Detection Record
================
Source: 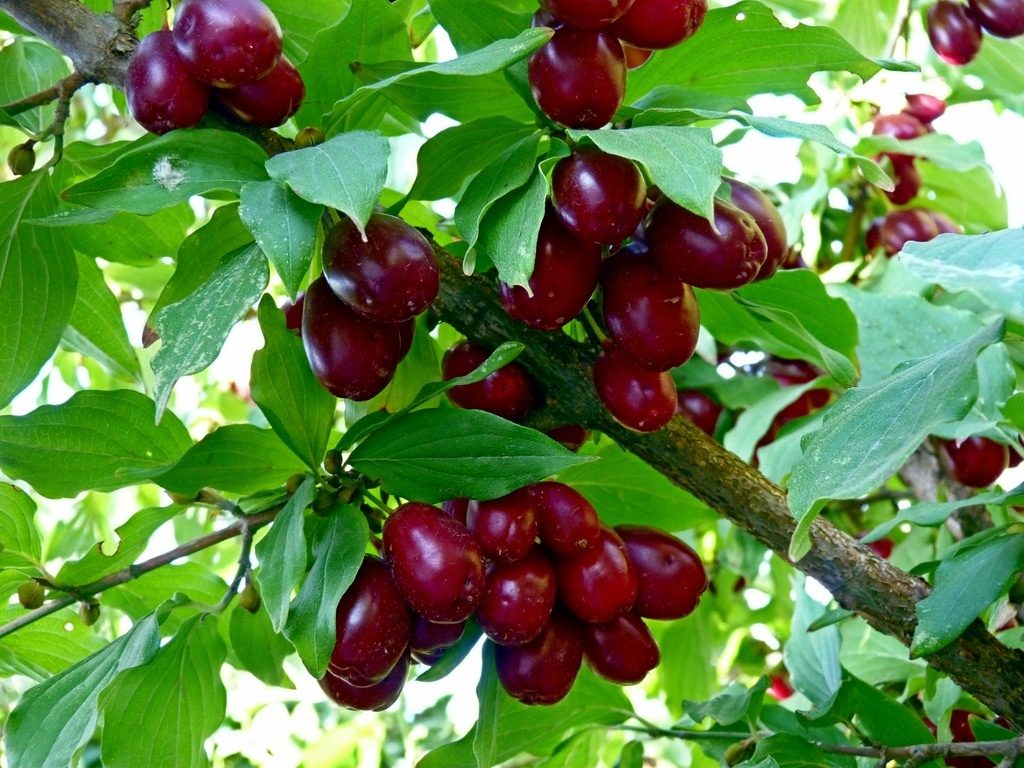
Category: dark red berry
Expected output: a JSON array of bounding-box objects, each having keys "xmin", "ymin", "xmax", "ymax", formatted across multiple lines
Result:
[
  {"xmin": 724, "ymin": 178, "xmax": 787, "ymax": 281},
  {"xmin": 527, "ymin": 28, "xmax": 626, "ymax": 129},
  {"xmin": 867, "ymin": 538, "xmax": 894, "ymax": 559},
  {"xmin": 610, "ymin": 0, "xmax": 708, "ymax": 49},
  {"xmin": 968, "ymin": 0, "xmax": 1024, "ymax": 37},
  {"xmin": 382, "ymin": 502, "xmax": 485, "ymax": 623},
  {"xmin": 646, "ymin": 199, "xmax": 767, "ymax": 290},
  {"xmin": 440, "ymin": 498, "xmax": 470, "ymax": 526},
  {"xmin": 322, "ymin": 213, "xmax": 439, "ymax": 324},
  {"xmin": 905, "ymin": 93, "xmax": 947, "ymax": 124},
  {"xmin": 581, "ymin": 613, "xmax": 659, "ymax": 684},
  {"xmin": 281, "ymin": 293, "xmax": 304, "ymax": 332},
  {"xmin": 126, "ymin": 30, "xmax": 209, "ymax": 135},
  {"xmin": 593, "ymin": 346, "xmax": 678, "ymax": 432},
  {"xmin": 172, "ymin": 0, "xmax": 283, "ymax": 87},
  {"xmin": 927, "ymin": 210, "xmax": 962, "ymax": 234},
  {"xmin": 557, "ymin": 526, "xmax": 638, "ymax": 623},
  {"xmin": 466, "ymin": 488, "xmax": 539, "ymax": 564},
  {"xmin": 873, "ymin": 112, "xmax": 929, "ymax": 142},
  {"xmin": 301, "ymin": 276, "xmax": 407, "ymax": 400},
  {"xmin": 947, "ymin": 710, "xmax": 996, "ymax": 768},
  {"xmin": 877, "ymin": 209, "xmax": 941, "ymax": 255},
  {"xmin": 551, "ymin": 147, "xmax": 647, "ymax": 245},
  {"xmin": 320, "ymin": 653, "xmax": 409, "ymax": 711},
  {"xmin": 546, "ymin": 425, "xmax": 589, "ymax": 452},
  {"xmin": 329, "ymin": 556, "xmax": 411, "ymax": 686},
  {"xmin": 887, "ymin": 156, "xmax": 922, "ymax": 205},
  {"xmin": 477, "ymin": 549, "xmax": 557, "ymax": 646},
  {"xmin": 442, "ymin": 341, "xmax": 537, "ymax": 422},
  {"xmin": 539, "ymin": 0, "xmax": 637, "ymax": 29},
  {"xmin": 493, "ymin": 612, "xmax": 583, "ymax": 705},
  {"xmin": 939, "ymin": 436, "xmax": 1009, "ymax": 488},
  {"xmin": 615, "ymin": 525, "xmax": 706, "ymax": 619},
  {"xmin": 601, "ymin": 251, "xmax": 700, "ymax": 371},
  {"xmin": 410, "ymin": 616, "xmax": 465, "ymax": 665},
  {"xmin": 499, "ymin": 213, "xmax": 602, "ymax": 331},
  {"xmin": 676, "ymin": 389, "xmax": 722, "ymax": 436},
  {"xmin": 929, "ymin": 2, "xmax": 983, "ymax": 65},
  {"xmin": 528, "ymin": 481, "xmax": 601, "ymax": 557},
  {"xmin": 216, "ymin": 56, "xmax": 304, "ymax": 127},
  {"xmin": 768, "ymin": 675, "xmax": 794, "ymax": 701}
]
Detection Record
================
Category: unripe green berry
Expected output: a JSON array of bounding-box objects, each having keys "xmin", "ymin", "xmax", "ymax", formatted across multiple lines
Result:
[
  {"xmin": 239, "ymin": 581, "xmax": 261, "ymax": 613},
  {"xmin": 17, "ymin": 581, "xmax": 45, "ymax": 610},
  {"xmin": 80, "ymin": 601, "xmax": 101, "ymax": 626},
  {"xmin": 8, "ymin": 143, "xmax": 35, "ymax": 176},
  {"xmin": 294, "ymin": 126, "xmax": 325, "ymax": 149}
]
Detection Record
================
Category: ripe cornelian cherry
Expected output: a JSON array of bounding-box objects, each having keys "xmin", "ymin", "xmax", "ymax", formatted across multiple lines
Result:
[
  {"xmin": 442, "ymin": 341, "xmax": 537, "ymax": 422},
  {"xmin": 477, "ymin": 548, "xmax": 558, "ymax": 646},
  {"xmin": 611, "ymin": 0, "xmax": 708, "ymax": 49},
  {"xmin": 492, "ymin": 612, "xmax": 583, "ymax": 705},
  {"xmin": 581, "ymin": 613, "xmax": 660, "ymax": 684},
  {"xmin": 539, "ymin": 0, "xmax": 637, "ymax": 30},
  {"xmin": 529, "ymin": 481, "xmax": 601, "ymax": 556},
  {"xmin": 126, "ymin": 30, "xmax": 209, "ymax": 135},
  {"xmin": 466, "ymin": 487, "xmax": 539, "ymax": 565},
  {"xmin": 320, "ymin": 654, "xmax": 409, "ymax": 711},
  {"xmin": 216, "ymin": 56, "xmax": 304, "ymax": 127},
  {"xmin": 593, "ymin": 347, "xmax": 678, "ymax": 432},
  {"xmin": 172, "ymin": 0, "xmax": 282, "ymax": 87},
  {"xmin": 615, "ymin": 525, "xmax": 707, "ymax": 619},
  {"xmin": 556, "ymin": 526, "xmax": 638, "ymax": 623},
  {"xmin": 551, "ymin": 147, "xmax": 648, "ymax": 245}
]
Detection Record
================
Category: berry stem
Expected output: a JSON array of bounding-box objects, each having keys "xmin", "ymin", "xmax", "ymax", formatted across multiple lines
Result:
[{"xmin": 580, "ymin": 305, "xmax": 608, "ymax": 346}]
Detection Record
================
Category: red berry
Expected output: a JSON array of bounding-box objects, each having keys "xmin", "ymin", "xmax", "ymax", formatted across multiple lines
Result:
[
  {"xmin": 172, "ymin": 0, "xmax": 283, "ymax": 87},
  {"xmin": 873, "ymin": 113, "xmax": 929, "ymax": 142},
  {"xmin": 675, "ymin": 389, "xmax": 722, "ymax": 436},
  {"xmin": 493, "ymin": 612, "xmax": 583, "ymax": 705},
  {"xmin": 557, "ymin": 526, "xmax": 638, "ymax": 623},
  {"xmin": 546, "ymin": 425, "xmax": 589, "ymax": 452},
  {"xmin": 905, "ymin": 93, "xmax": 947, "ymax": 124},
  {"xmin": 647, "ymin": 199, "xmax": 767, "ymax": 290},
  {"xmin": 442, "ymin": 341, "xmax": 537, "ymax": 422},
  {"xmin": 877, "ymin": 209, "xmax": 942, "ymax": 256},
  {"xmin": 927, "ymin": 210, "xmax": 962, "ymax": 234},
  {"xmin": 887, "ymin": 156, "xmax": 922, "ymax": 205},
  {"xmin": 329, "ymin": 556, "xmax": 411, "ymax": 686},
  {"xmin": 539, "ymin": 0, "xmax": 638, "ymax": 29},
  {"xmin": 593, "ymin": 347, "xmax": 678, "ymax": 432},
  {"xmin": 320, "ymin": 653, "xmax": 409, "ymax": 711},
  {"xmin": 601, "ymin": 250, "xmax": 700, "ymax": 371},
  {"xmin": 410, "ymin": 616, "xmax": 465, "ymax": 665},
  {"xmin": 610, "ymin": 0, "xmax": 708, "ymax": 49},
  {"xmin": 440, "ymin": 498, "xmax": 470, "ymax": 526},
  {"xmin": 581, "ymin": 613, "xmax": 659, "ymax": 684},
  {"xmin": 467, "ymin": 488, "xmax": 539, "ymax": 565},
  {"xmin": 867, "ymin": 538, "xmax": 894, "ymax": 559},
  {"xmin": 615, "ymin": 525, "xmax": 707, "ymax": 619},
  {"xmin": 968, "ymin": 0, "xmax": 1024, "ymax": 37},
  {"xmin": 724, "ymin": 178, "xmax": 788, "ymax": 281},
  {"xmin": 477, "ymin": 549, "xmax": 558, "ymax": 646},
  {"xmin": 323, "ymin": 213, "xmax": 439, "ymax": 324},
  {"xmin": 216, "ymin": 56, "xmax": 304, "ymax": 127},
  {"xmin": 527, "ymin": 28, "xmax": 626, "ymax": 129},
  {"xmin": 939, "ymin": 436, "xmax": 1009, "ymax": 488},
  {"xmin": 947, "ymin": 710, "xmax": 996, "ymax": 768},
  {"xmin": 499, "ymin": 212, "xmax": 602, "ymax": 331},
  {"xmin": 301, "ymin": 276, "xmax": 407, "ymax": 401},
  {"xmin": 768, "ymin": 675, "xmax": 794, "ymax": 701},
  {"xmin": 551, "ymin": 147, "xmax": 647, "ymax": 245},
  {"xmin": 382, "ymin": 502, "xmax": 485, "ymax": 623},
  {"xmin": 281, "ymin": 293, "xmax": 304, "ymax": 332},
  {"xmin": 528, "ymin": 481, "xmax": 601, "ymax": 557},
  {"xmin": 126, "ymin": 30, "xmax": 209, "ymax": 135}
]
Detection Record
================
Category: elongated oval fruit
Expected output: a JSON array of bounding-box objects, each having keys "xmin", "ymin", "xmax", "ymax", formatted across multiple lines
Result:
[
  {"xmin": 611, "ymin": 0, "xmax": 708, "ymax": 49},
  {"xmin": 126, "ymin": 30, "xmax": 209, "ymax": 135},
  {"xmin": 551, "ymin": 147, "xmax": 647, "ymax": 245},
  {"xmin": 539, "ymin": 0, "xmax": 637, "ymax": 30},
  {"xmin": 320, "ymin": 653, "xmax": 409, "ymax": 711},
  {"xmin": 493, "ymin": 612, "xmax": 583, "ymax": 705},
  {"xmin": 442, "ymin": 340, "xmax": 537, "ymax": 422},
  {"xmin": 172, "ymin": 0, "xmax": 282, "ymax": 87},
  {"xmin": 477, "ymin": 548, "xmax": 557, "ymax": 646},
  {"xmin": 593, "ymin": 347, "xmax": 677, "ymax": 432},
  {"xmin": 216, "ymin": 56, "xmax": 304, "ymax": 128},
  {"xmin": 615, "ymin": 525, "xmax": 707, "ymax": 619},
  {"xmin": 968, "ymin": 0, "xmax": 1024, "ymax": 37},
  {"xmin": 724, "ymin": 178, "xmax": 787, "ymax": 281},
  {"xmin": 467, "ymin": 487, "xmax": 538, "ymax": 564},
  {"xmin": 528, "ymin": 481, "xmax": 601, "ymax": 556},
  {"xmin": 557, "ymin": 525, "xmax": 638, "ymax": 623},
  {"xmin": 582, "ymin": 613, "xmax": 659, "ymax": 684}
]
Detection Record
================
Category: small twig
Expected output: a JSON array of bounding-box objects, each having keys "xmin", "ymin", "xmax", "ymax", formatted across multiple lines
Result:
[
  {"xmin": 885, "ymin": 0, "xmax": 913, "ymax": 58},
  {"xmin": 211, "ymin": 517, "xmax": 257, "ymax": 613},
  {"xmin": 112, "ymin": 0, "xmax": 155, "ymax": 25},
  {"xmin": 580, "ymin": 305, "xmax": 608, "ymax": 346},
  {"xmin": 0, "ymin": 71, "xmax": 87, "ymax": 117},
  {"xmin": 839, "ymin": 184, "xmax": 869, "ymax": 265}
]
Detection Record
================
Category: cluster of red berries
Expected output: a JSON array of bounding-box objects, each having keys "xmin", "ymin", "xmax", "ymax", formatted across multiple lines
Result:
[
  {"xmin": 126, "ymin": 0, "xmax": 304, "ymax": 134},
  {"xmin": 319, "ymin": 481, "xmax": 707, "ymax": 709},
  {"xmin": 928, "ymin": 0, "xmax": 1024, "ymax": 66},
  {"xmin": 870, "ymin": 94, "xmax": 948, "ymax": 205},
  {"xmin": 300, "ymin": 213, "xmax": 440, "ymax": 401}
]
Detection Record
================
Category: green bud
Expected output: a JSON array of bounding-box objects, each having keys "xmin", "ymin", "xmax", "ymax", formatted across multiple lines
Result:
[
  {"xmin": 8, "ymin": 143, "xmax": 35, "ymax": 176},
  {"xmin": 294, "ymin": 126, "xmax": 325, "ymax": 149},
  {"xmin": 17, "ymin": 581, "xmax": 45, "ymax": 610},
  {"xmin": 80, "ymin": 601, "xmax": 101, "ymax": 627},
  {"xmin": 239, "ymin": 581, "xmax": 262, "ymax": 614}
]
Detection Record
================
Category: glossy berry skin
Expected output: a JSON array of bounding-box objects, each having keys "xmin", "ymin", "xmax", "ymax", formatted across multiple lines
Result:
[
  {"xmin": 601, "ymin": 251, "xmax": 700, "ymax": 371},
  {"xmin": 615, "ymin": 525, "xmax": 707, "ymax": 619},
  {"xmin": 887, "ymin": 156, "xmax": 922, "ymax": 205},
  {"xmin": 905, "ymin": 93, "xmax": 947, "ymax": 124},
  {"xmin": 610, "ymin": 0, "xmax": 708, "ymax": 49},
  {"xmin": 499, "ymin": 213, "xmax": 602, "ymax": 331},
  {"xmin": 126, "ymin": 31, "xmax": 209, "ymax": 135},
  {"xmin": 676, "ymin": 389, "xmax": 722, "ymax": 436},
  {"xmin": 551, "ymin": 148, "xmax": 647, "ymax": 245},
  {"xmin": 547, "ymin": 425, "xmax": 589, "ymax": 452},
  {"xmin": 329, "ymin": 556, "xmax": 411, "ymax": 686},
  {"xmin": 442, "ymin": 341, "xmax": 537, "ymax": 422},
  {"xmin": 528, "ymin": 28, "xmax": 626, "ymax": 129},
  {"xmin": 216, "ymin": 56, "xmax": 304, "ymax": 127},
  {"xmin": 939, "ymin": 436, "xmax": 1009, "ymax": 488},
  {"xmin": 878, "ymin": 209, "xmax": 941, "ymax": 255},
  {"xmin": 928, "ymin": 2, "xmax": 985, "ymax": 65},
  {"xmin": 410, "ymin": 616, "xmax": 465, "ymax": 665},
  {"xmin": 528, "ymin": 481, "xmax": 601, "ymax": 556},
  {"xmin": 581, "ymin": 613, "xmax": 659, "ymax": 684},
  {"xmin": 947, "ymin": 710, "xmax": 996, "ymax": 768},
  {"xmin": 323, "ymin": 213, "xmax": 439, "ymax": 324},
  {"xmin": 593, "ymin": 347, "xmax": 678, "ymax": 432},
  {"xmin": 301, "ymin": 276, "xmax": 407, "ymax": 400},
  {"xmin": 477, "ymin": 549, "xmax": 558, "ymax": 646},
  {"xmin": 382, "ymin": 502, "xmax": 485, "ymax": 623},
  {"xmin": 281, "ymin": 293, "xmax": 304, "ymax": 332},
  {"xmin": 968, "ymin": 0, "xmax": 1024, "ymax": 37},
  {"xmin": 647, "ymin": 199, "xmax": 767, "ymax": 290},
  {"xmin": 539, "ymin": 0, "xmax": 637, "ymax": 30},
  {"xmin": 724, "ymin": 178, "xmax": 787, "ymax": 281},
  {"xmin": 928, "ymin": 210, "xmax": 962, "ymax": 234},
  {"xmin": 467, "ymin": 488, "xmax": 539, "ymax": 564},
  {"xmin": 557, "ymin": 526, "xmax": 638, "ymax": 623},
  {"xmin": 873, "ymin": 112, "xmax": 929, "ymax": 142},
  {"xmin": 172, "ymin": 0, "xmax": 283, "ymax": 88},
  {"xmin": 493, "ymin": 612, "xmax": 583, "ymax": 705},
  {"xmin": 320, "ymin": 653, "xmax": 408, "ymax": 711},
  {"xmin": 440, "ymin": 498, "xmax": 470, "ymax": 526}
]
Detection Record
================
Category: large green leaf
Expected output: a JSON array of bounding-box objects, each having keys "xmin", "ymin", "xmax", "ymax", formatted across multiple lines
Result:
[
  {"xmin": 228, "ymin": 599, "xmax": 293, "ymax": 686},
  {"xmin": 430, "ymin": 0, "xmax": 534, "ymax": 53},
  {"xmin": 100, "ymin": 614, "xmax": 227, "ymax": 768},
  {"xmin": 831, "ymin": 0, "xmax": 901, "ymax": 58},
  {"xmin": 103, "ymin": 564, "xmax": 227, "ymax": 633},
  {"xmin": 918, "ymin": 163, "xmax": 1008, "ymax": 233},
  {"xmin": 476, "ymin": 168, "xmax": 547, "ymax": 288},
  {"xmin": 58, "ymin": 205, "xmax": 193, "ymax": 268},
  {"xmin": 0, "ymin": 483, "xmax": 42, "ymax": 572},
  {"xmin": 0, "ymin": 38, "xmax": 71, "ymax": 133},
  {"xmin": 262, "ymin": 0, "xmax": 347, "ymax": 64},
  {"xmin": 0, "ymin": 606, "xmax": 106, "ymax": 679},
  {"xmin": 348, "ymin": 408, "xmax": 594, "ymax": 503},
  {"xmin": 255, "ymin": 476, "xmax": 316, "ymax": 633},
  {"xmin": 239, "ymin": 181, "xmax": 321, "ymax": 298},
  {"xmin": 856, "ymin": 133, "xmax": 988, "ymax": 173},
  {"xmin": 784, "ymin": 579, "xmax": 841, "ymax": 706},
  {"xmin": 0, "ymin": 390, "xmax": 192, "ymax": 499},
  {"xmin": 0, "ymin": 173, "xmax": 77, "ymax": 408}
]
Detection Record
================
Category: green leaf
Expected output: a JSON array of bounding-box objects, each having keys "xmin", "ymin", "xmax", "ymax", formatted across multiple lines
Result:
[
  {"xmin": 831, "ymin": 0, "xmax": 901, "ymax": 57},
  {"xmin": 899, "ymin": 230, "xmax": 1024, "ymax": 322},
  {"xmin": 918, "ymin": 162, "xmax": 1007, "ymax": 233},
  {"xmin": 349, "ymin": 408, "xmax": 594, "ymax": 503},
  {"xmin": 228, "ymin": 599, "xmax": 293, "ymax": 686},
  {"xmin": 556, "ymin": 443, "xmax": 716, "ymax": 530},
  {"xmin": 0, "ymin": 390, "xmax": 192, "ymax": 499},
  {"xmin": 569, "ymin": 127, "xmax": 722, "ymax": 221},
  {"xmin": 103, "ymin": 564, "xmax": 227, "ymax": 632},
  {"xmin": 786, "ymin": 321, "xmax": 1005, "ymax": 559},
  {"xmin": 255, "ymin": 476, "xmax": 315, "ymax": 633},
  {"xmin": 415, "ymin": 622, "xmax": 480, "ymax": 683},
  {"xmin": 683, "ymin": 678, "xmax": 769, "ymax": 727},
  {"xmin": 239, "ymin": 181, "xmax": 321, "ymax": 298},
  {"xmin": 430, "ymin": 0, "xmax": 534, "ymax": 53},
  {"xmin": 151, "ymin": 243, "xmax": 269, "ymax": 417},
  {"xmin": 746, "ymin": 735, "xmax": 830, "ymax": 768},
  {"xmin": 62, "ymin": 131, "xmax": 268, "ymax": 214},
  {"xmin": 474, "ymin": 644, "xmax": 501, "ymax": 768},
  {"xmin": 862, "ymin": 486, "xmax": 1024, "ymax": 545},
  {"xmin": 856, "ymin": 133, "xmax": 988, "ymax": 173},
  {"xmin": 408, "ymin": 117, "xmax": 539, "ymax": 201},
  {"xmin": 0, "ymin": 606, "xmax": 106, "ymax": 679},
  {"xmin": 913, "ymin": 533, "xmax": 1024, "ymax": 657},
  {"xmin": 63, "ymin": 253, "xmax": 141, "ymax": 381},
  {"xmin": 784, "ymin": 578, "xmax": 841, "ymax": 706},
  {"xmin": 658, "ymin": 599, "xmax": 717, "ymax": 713},
  {"xmin": 284, "ymin": 506, "xmax": 369, "ymax": 677},
  {"xmin": 477, "ymin": 168, "xmax": 547, "ymax": 288},
  {"xmin": 59, "ymin": 205, "xmax": 193, "ymax": 267},
  {"xmin": 262, "ymin": 0, "xmax": 346, "ymax": 64},
  {"xmin": 100, "ymin": 614, "xmax": 227, "ymax": 768},
  {"xmin": 957, "ymin": 34, "xmax": 1024, "ymax": 114},
  {"xmin": 0, "ymin": 483, "xmax": 42, "ymax": 571},
  {"xmin": 4, "ymin": 614, "xmax": 160, "ymax": 768},
  {"xmin": 724, "ymin": 379, "xmax": 828, "ymax": 462},
  {"xmin": 265, "ymin": 131, "xmax": 389, "ymax": 237},
  {"xmin": 251, "ymin": 296, "xmax": 336, "ymax": 470},
  {"xmin": 0, "ymin": 38, "xmax": 71, "ymax": 134},
  {"xmin": 0, "ymin": 173, "xmax": 78, "ymax": 409}
]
